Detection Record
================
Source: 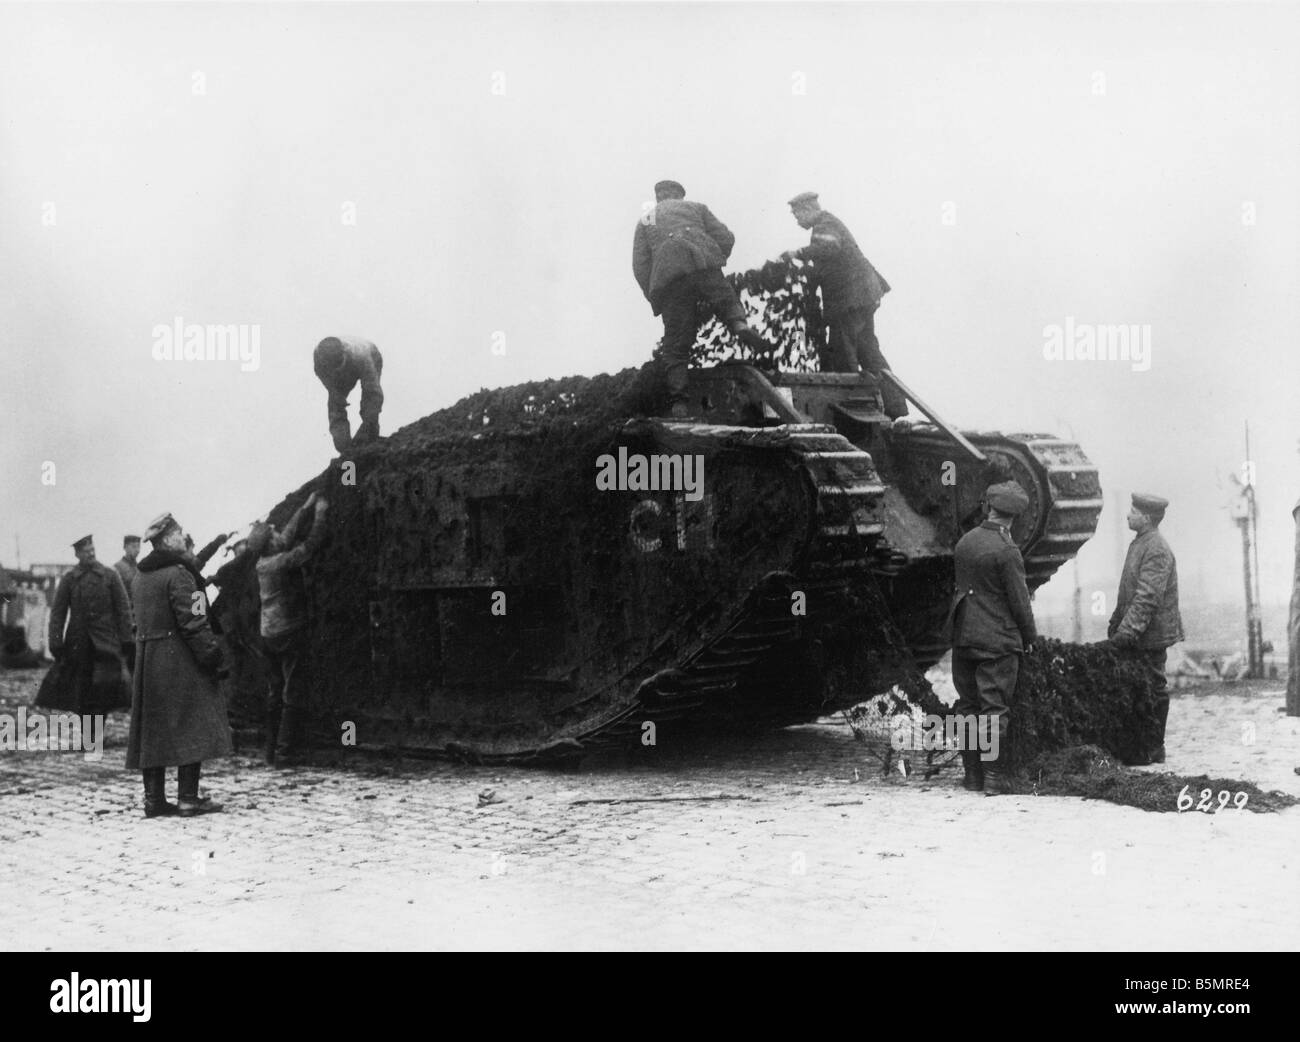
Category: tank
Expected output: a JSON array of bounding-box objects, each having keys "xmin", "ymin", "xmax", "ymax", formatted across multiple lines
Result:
[{"xmin": 214, "ymin": 264, "xmax": 1101, "ymax": 762}]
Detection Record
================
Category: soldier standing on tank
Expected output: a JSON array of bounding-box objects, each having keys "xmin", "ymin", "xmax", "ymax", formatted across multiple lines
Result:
[
  {"xmin": 313, "ymin": 335, "xmax": 384, "ymax": 453},
  {"xmin": 947, "ymin": 481, "xmax": 1038, "ymax": 795},
  {"xmin": 1105, "ymin": 493, "xmax": 1184, "ymax": 764},
  {"xmin": 632, "ymin": 179, "xmax": 769, "ymax": 419},
  {"xmin": 782, "ymin": 191, "xmax": 907, "ymax": 419}
]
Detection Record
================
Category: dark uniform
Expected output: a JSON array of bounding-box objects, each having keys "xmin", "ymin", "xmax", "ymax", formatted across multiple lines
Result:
[
  {"xmin": 127, "ymin": 513, "xmax": 231, "ymax": 817},
  {"xmin": 313, "ymin": 336, "xmax": 384, "ymax": 453},
  {"xmin": 947, "ymin": 482, "xmax": 1037, "ymax": 791},
  {"xmin": 633, "ymin": 181, "xmax": 764, "ymax": 415},
  {"xmin": 787, "ymin": 192, "xmax": 906, "ymax": 418},
  {"xmin": 37, "ymin": 536, "xmax": 133, "ymax": 716},
  {"xmin": 253, "ymin": 494, "xmax": 330, "ymax": 765},
  {"xmin": 1109, "ymin": 493, "xmax": 1183, "ymax": 762}
]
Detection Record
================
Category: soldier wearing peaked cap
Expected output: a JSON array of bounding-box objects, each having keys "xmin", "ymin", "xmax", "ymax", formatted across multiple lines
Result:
[
  {"xmin": 1107, "ymin": 492, "xmax": 1184, "ymax": 764},
  {"xmin": 947, "ymin": 481, "xmax": 1038, "ymax": 795},
  {"xmin": 783, "ymin": 191, "xmax": 906, "ymax": 419},
  {"xmin": 36, "ymin": 535, "xmax": 134, "ymax": 730},
  {"xmin": 632, "ymin": 179, "xmax": 770, "ymax": 418},
  {"xmin": 126, "ymin": 512, "xmax": 232, "ymax": 818}
]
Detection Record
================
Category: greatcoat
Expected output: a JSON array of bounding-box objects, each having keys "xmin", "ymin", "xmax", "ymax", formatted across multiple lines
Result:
[
  {"xmin": 36, "ymin": 562, "xmax": 133, "ymax": 713},
  {"xmin": 125, "ymin": 550, "xmax": 233, "ymax": 769}
]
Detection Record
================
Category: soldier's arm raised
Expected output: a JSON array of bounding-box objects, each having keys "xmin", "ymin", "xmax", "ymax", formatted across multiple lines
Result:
[
  {"xmin": 1115, "ymin": 543, "xmax": 1172, "ymax": 642},
  {"xmin": 168, "ymin": 568, "xmax": 222, "ymax": 672},
  {"xmin": 280, "ymin": 498, "xmax": 330, "ymax": 569},
  {"xmin": 798, "ymin": 225, "xmax": 843, "ymax": 262}
]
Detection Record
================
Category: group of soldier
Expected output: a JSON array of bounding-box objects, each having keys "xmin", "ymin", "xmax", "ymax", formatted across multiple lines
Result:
[
  {"xmin": 950, "ymin": 485, "xmax": 1184, "ymax": 793},
  {"xmin": 35, "ymin": 183, "xmax": 1184, "ymax": 813},
  {"xmin": 39, "ymin": 494, "xmax": 332, "ymax": 817},
  {"xmin": 632, "ymin": 181, "xmax": 908, "ymax": 419}
]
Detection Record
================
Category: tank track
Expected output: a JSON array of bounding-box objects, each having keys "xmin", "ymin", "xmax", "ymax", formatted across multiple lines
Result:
[
  {"xmin": 448, "ymin": 423, "xmax": 916, "ymax": 762},
  {"xmin": 885, "ymin": 424, "xmax": 1102, "ymax": 588}
]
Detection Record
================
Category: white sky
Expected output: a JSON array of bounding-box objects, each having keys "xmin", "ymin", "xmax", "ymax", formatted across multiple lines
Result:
[{"xmin": 2, "ymin": 2, "xmax": 1298, "ymax": 616}]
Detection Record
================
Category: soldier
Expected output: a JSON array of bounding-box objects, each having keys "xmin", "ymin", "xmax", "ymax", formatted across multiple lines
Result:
[
  {"xmin": 113, "ymin": 535, "xmax": 141, "ymax": 606},
  {"xmin": 1107, "ymin": 493, "xmax": 1184, "ymax": 764},
  {"xmin": 948, "ymin": 482, "xmax": 1038, "ymax": 795},
  {"xmin": 313, "ymin": 335, "xmax": 384, "ymax": 453},
  {"xmin": 250, "ymin": 491, "xmax": 330, "ymax": 766},
  {"xmin": 783, "ymin": 192, "xmax": 907, "ymax": 419},
  {"xmin": 126, "ymin": 513, "xmax": 232, "ymax": 817},
  {"xmin": 632, "ymin": 180, "xmax": 768, "ymax": 418},
  {"xmin": 36, "ymin": 536, "xmax": 134, "ymax": 727}
]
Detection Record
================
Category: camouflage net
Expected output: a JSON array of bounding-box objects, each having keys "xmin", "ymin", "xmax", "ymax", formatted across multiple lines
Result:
[{"xmin": 690, "ymin": 258, "xmax": 826, "ymax": 372}]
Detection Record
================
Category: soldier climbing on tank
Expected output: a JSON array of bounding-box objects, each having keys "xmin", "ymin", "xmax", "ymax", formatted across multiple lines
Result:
[
  {"xmin": 781, "ymin": 192, "xmax": 908, "ymax": 419},
  {"xmin": 313, "ymin": 335, "xmax": 384, "ymax": 453},
  {"xmin": 249, "ymin": 491, "xmax": 330, "ymax": 767},
  {"xmin": 632, "ymin": 180, "xmax": 770, "ymax": 419}
]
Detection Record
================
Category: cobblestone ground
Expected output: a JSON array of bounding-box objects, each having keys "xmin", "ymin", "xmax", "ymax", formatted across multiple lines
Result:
[{"xmin": 1, "ymin": 670, "xmax": 1296, "ymax": 951}]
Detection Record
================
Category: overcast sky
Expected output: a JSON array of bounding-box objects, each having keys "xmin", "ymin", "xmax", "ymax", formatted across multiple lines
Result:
[{"xmin": 3, "ymin": 2, "xmax": 1298, "ymax": 622}]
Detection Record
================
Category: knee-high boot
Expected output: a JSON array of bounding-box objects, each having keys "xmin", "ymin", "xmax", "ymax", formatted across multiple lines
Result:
[
  {"xmin": 177, "ymin": 762, "xmax": 223, "ymax": 816},
  {"xmin": 142, "ymin": 767, "xmax": 178, "ymax": 819}
]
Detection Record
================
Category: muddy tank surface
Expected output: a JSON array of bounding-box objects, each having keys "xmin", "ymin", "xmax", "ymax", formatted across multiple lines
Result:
[{"xmin": 213, "ymin": 261, "xmax": 1102, "ymax": 762}]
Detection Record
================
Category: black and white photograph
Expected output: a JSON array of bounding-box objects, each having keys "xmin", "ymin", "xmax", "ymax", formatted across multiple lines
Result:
[{"xmin": 1, "ymin": 0, "xmax": 1297, "ymax": 971}]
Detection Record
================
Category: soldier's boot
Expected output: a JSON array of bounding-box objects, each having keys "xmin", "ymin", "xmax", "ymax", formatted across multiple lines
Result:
[
  {"xmin": 177, "ymin": 762, "xmax": 223, "ymax": 816},
  {"xmin": 263, "ymin": 710, "xmax": 281, "ymax": 767},
  {"xmin": 983, "ymin": 763, "xmax": 1015, "ymax": 796},
  {"xmin": 142, "ymin": 767, "xmax": 178, "ymax": 819},
  {"xmin": 275, "ymin": 707, "xmax": 308, "ymax": 768},
  {"xmin": 1151, "ymin": 693, "xmax": 1170, "ymax": 763},
  {"xmin": 960, "ymin": 749, "xmax": 985, "ymax": 792}
]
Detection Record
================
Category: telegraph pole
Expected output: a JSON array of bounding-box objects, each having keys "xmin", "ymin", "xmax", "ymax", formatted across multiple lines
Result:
[{"xmin": 1231, "ymin": 424, "xmax": 1265, "ymax": 678}]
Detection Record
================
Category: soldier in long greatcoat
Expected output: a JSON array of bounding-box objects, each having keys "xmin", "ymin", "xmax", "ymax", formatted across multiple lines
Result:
[
  {"xmin": 37, "ymin": 535, "xmax": 133, "ymax": 722},
  {"xmin": 126, "ymin": 513, "xmax": 232, "ymax": 818}
]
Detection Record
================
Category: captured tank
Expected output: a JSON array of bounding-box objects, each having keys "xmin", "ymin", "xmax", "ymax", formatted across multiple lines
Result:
[{"xmin": 214, "ymin": 261, "xmax": 1101, "ymax": 761}]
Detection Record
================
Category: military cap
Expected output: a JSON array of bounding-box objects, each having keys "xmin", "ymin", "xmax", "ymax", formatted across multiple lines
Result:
[
  {"xmin": 71, "ymin": 535, "xmax": 94, "ymax": 552},
  {"xmin": 1131, "ymin": 493, "xmax": 1168, "ymax": 515},
  {"xmin": 654, "ymin": 180, "xmax": 685, "ymax": 198},
  {"xmin": 144, "ymin": 513, "xmax": 180, "ymax": 543},
  {"xmin": 986, "ymin": 481, "xmax": 1029, "ymax": 516},
  {"xmin": 123, "ymin": 534, "xmax": 141, "ymax": 546},
  {"xmin": 788, "ymin": 191, "xmax": 820, "ymax": 207}
]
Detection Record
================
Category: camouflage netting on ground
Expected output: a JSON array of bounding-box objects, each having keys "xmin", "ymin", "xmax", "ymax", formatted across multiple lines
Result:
[
  {"xmin": 1019, "ymin": 745, "xmax": 1298, "ymax": 814},
  {"xmin": 692, "ymin": 258, "xmax": 826, "ymax": 372},
  {"xmin": 1009, "ymin": 638, "xmax": 1162, "ymax": 768}
]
